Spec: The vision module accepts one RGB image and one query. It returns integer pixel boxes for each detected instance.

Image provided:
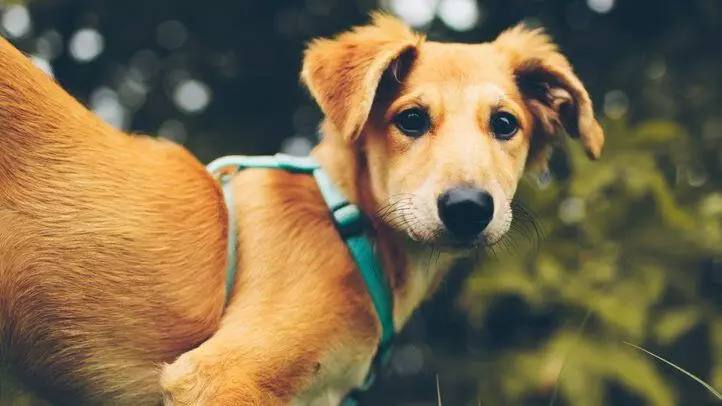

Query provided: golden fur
[0,13,603,405]
[0,35,227,404]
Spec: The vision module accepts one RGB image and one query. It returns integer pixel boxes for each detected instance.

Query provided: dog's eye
[393,108,430,138]
[490,112,519,140]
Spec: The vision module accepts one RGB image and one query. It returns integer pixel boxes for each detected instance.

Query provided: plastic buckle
[332,204,365,239]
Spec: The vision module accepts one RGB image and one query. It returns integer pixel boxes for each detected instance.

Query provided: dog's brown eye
[490,112,519,140]
[393,108,430,138]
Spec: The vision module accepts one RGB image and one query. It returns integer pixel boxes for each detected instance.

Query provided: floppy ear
[300,13,425,141]
[494,25,604,163]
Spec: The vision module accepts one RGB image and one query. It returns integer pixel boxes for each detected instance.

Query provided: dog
[0,13,603,406]
[158,14,604,405]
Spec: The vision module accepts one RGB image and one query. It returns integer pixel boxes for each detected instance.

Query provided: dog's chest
[291,343,373,406]
[290,254,458,406]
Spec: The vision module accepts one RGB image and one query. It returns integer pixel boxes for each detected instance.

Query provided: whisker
[507,198,545,254]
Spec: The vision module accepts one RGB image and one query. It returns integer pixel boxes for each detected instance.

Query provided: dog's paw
[161,351,274,406]
[160,353,209,406]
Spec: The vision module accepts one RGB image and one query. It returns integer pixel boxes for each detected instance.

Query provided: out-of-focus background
[1,0,722,405]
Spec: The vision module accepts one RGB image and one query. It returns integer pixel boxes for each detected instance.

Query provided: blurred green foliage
[2,0,722,405]
[454,117,722,405]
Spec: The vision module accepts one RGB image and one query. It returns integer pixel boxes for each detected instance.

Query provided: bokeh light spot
[173,79,211,114]
[35,30,64,60]
[2,5,32,39]
[90,87,127,130]
[586,0,615,14]
[117,74,148,111]
[292,104,322,136]
[29,55,53,78]
[129,49,161,82]
[603,89,629,119]
[158,119,188,145]
[281,136,313,156]
[646,59,667,81]
[438,0,482,32]
[156,20,188,50]
[69,28,104,63]
[391,344,425,376]
[558,197,586,225]
[387,0,438,28]
[687,165,709,187]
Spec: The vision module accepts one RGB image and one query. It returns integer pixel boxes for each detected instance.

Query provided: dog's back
[0,36,227,405]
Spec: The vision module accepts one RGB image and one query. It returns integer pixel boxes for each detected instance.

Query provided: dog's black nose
[437,187,494,239]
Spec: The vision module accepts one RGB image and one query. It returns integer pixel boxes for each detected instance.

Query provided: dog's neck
[311,123,457,331]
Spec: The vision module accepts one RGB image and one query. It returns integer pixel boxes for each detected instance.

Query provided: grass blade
[623,341,722,400]
[436,374,442,405]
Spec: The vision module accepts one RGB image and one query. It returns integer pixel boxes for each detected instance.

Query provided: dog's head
[302,14,603,250]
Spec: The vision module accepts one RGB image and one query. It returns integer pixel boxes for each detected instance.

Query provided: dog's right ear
[301,13,425,142]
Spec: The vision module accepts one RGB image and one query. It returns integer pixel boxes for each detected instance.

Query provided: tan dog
[159,14,603,405]
[0,13,603,406]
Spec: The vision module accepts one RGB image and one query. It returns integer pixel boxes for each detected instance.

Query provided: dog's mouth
[446,238,485,251]
[396,220,501,253]
[415,230,502,252]
[372,194,510,253]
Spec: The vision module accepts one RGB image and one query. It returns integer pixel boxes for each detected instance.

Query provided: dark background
[2,0,722,404]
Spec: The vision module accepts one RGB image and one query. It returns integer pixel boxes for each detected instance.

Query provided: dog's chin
[397,225,494,253]
[399,223,511,254]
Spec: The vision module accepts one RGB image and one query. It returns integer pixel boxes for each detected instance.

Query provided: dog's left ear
[301,13,425,142]
[494,25,604,161]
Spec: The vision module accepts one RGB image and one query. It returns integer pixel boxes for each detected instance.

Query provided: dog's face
[302,14,603,249]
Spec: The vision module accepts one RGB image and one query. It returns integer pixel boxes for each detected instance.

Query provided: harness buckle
[332,204,366,239]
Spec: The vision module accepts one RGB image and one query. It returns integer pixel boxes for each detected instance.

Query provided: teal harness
[206,153,394,405]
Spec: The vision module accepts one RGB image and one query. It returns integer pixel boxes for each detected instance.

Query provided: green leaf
[654,307,702,345]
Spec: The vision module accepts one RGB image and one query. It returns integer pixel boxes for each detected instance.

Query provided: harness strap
[219,181,237,304]
[206,154,394,403]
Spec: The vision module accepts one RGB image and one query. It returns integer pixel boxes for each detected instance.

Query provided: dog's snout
[437,187,494,239]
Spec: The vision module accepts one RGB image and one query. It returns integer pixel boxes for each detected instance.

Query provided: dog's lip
[445,239,482,251]
[431,232,484,251]
[397,224,486,251]
[449,240,478,248]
